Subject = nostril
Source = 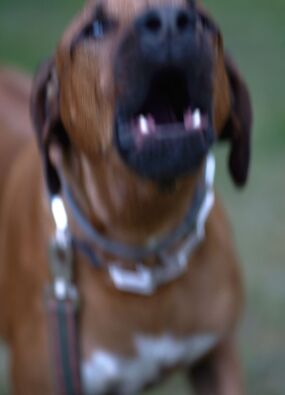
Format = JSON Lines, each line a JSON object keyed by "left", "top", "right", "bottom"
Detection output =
{"left": 176, "top": 11, "right": 190, "bottom": 32}
{"left": 144, "top": 12, "right": 162, "bottom": 34}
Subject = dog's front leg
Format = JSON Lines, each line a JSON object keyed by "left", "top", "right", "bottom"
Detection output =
{"left": 187, "top": 339, "right": 244, "bottom": 395}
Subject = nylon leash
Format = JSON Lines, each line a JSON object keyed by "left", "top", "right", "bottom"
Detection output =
{"left": 45, "top": 200, "right": 83, "bottom": 395}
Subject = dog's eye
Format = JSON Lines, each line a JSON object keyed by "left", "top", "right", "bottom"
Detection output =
{"left": 85, "top": 17, "right": 115, "bottom": 40}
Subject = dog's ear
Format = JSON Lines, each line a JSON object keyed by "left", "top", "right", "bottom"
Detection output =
{"left": 220, "top": 53, "right": 253, "bottom": 187}
{"left": 31, "top": 59, "right": 69, "bottom": 194}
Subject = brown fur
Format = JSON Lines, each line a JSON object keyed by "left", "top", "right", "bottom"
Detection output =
{"left": 0, "top": 69, "right": 32, "bottom": 207}
{"left": 0, "top": 1, "right": 252, "bottom": 394}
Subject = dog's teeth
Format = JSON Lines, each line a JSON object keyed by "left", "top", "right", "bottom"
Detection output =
{"left": 147, "top": 115, "right": 156, "bottom": 133}
{"left": 193, "top": 109, "right": 202, "bottom": 130}
{"left": 184, "top": 110, "right": 193, "bottom": 131}
{"left": 139, "top": 116, "right": 149, "bottom": 135}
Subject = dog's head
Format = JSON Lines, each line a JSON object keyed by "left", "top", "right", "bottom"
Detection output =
{"left": 31, "top": 0, "right": 252, "bottom": 194}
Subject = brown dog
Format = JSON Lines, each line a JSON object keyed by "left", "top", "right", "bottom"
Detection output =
{"left": 0, "top": 0, "right": 252, "bottom": 394}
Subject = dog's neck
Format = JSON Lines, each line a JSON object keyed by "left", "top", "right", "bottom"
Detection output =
{"left": 61, "top": 148, "right": 200, "bottom": 246}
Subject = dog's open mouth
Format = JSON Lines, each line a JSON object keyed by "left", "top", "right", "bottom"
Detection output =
{"left": 115, "top": 69, "right": 214, "bottom": 182}
{"left": 118, "top": 69, "right": 209, "bottom": 147}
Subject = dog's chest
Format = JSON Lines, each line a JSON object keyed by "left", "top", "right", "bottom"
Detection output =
{"left": 81, "top": 333, "right": 219, "bottom": 395}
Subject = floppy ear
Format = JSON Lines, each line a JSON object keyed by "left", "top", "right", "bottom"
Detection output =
{"left": 31, "top": 59, "right": 69, "bottom": 195}
{"left": 220, "top": 53, "right": 253, "bottom": 187}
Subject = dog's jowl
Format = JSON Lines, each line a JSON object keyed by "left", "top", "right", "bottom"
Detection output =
{"left": 0, "top": 0, "right": 252, "bottom": 394}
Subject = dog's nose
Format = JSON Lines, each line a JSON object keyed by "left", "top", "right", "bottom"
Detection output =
{"left": 136, "top": 6, "right": 197, "bottom": 63}
{"left": 141, "top": 7, "right": 195, "bottom": 37}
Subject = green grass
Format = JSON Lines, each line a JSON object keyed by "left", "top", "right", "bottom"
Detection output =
{"left": 0, "top": 0, "right": 285, "bottom": 394}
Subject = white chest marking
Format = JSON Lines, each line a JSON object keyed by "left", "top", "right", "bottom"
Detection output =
{"left": 82, "top": 333, "right": 219, "bottom": 395}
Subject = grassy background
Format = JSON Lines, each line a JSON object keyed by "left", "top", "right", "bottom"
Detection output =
{"left": 0, "top": 0, "right": 284, "bottom": 394}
